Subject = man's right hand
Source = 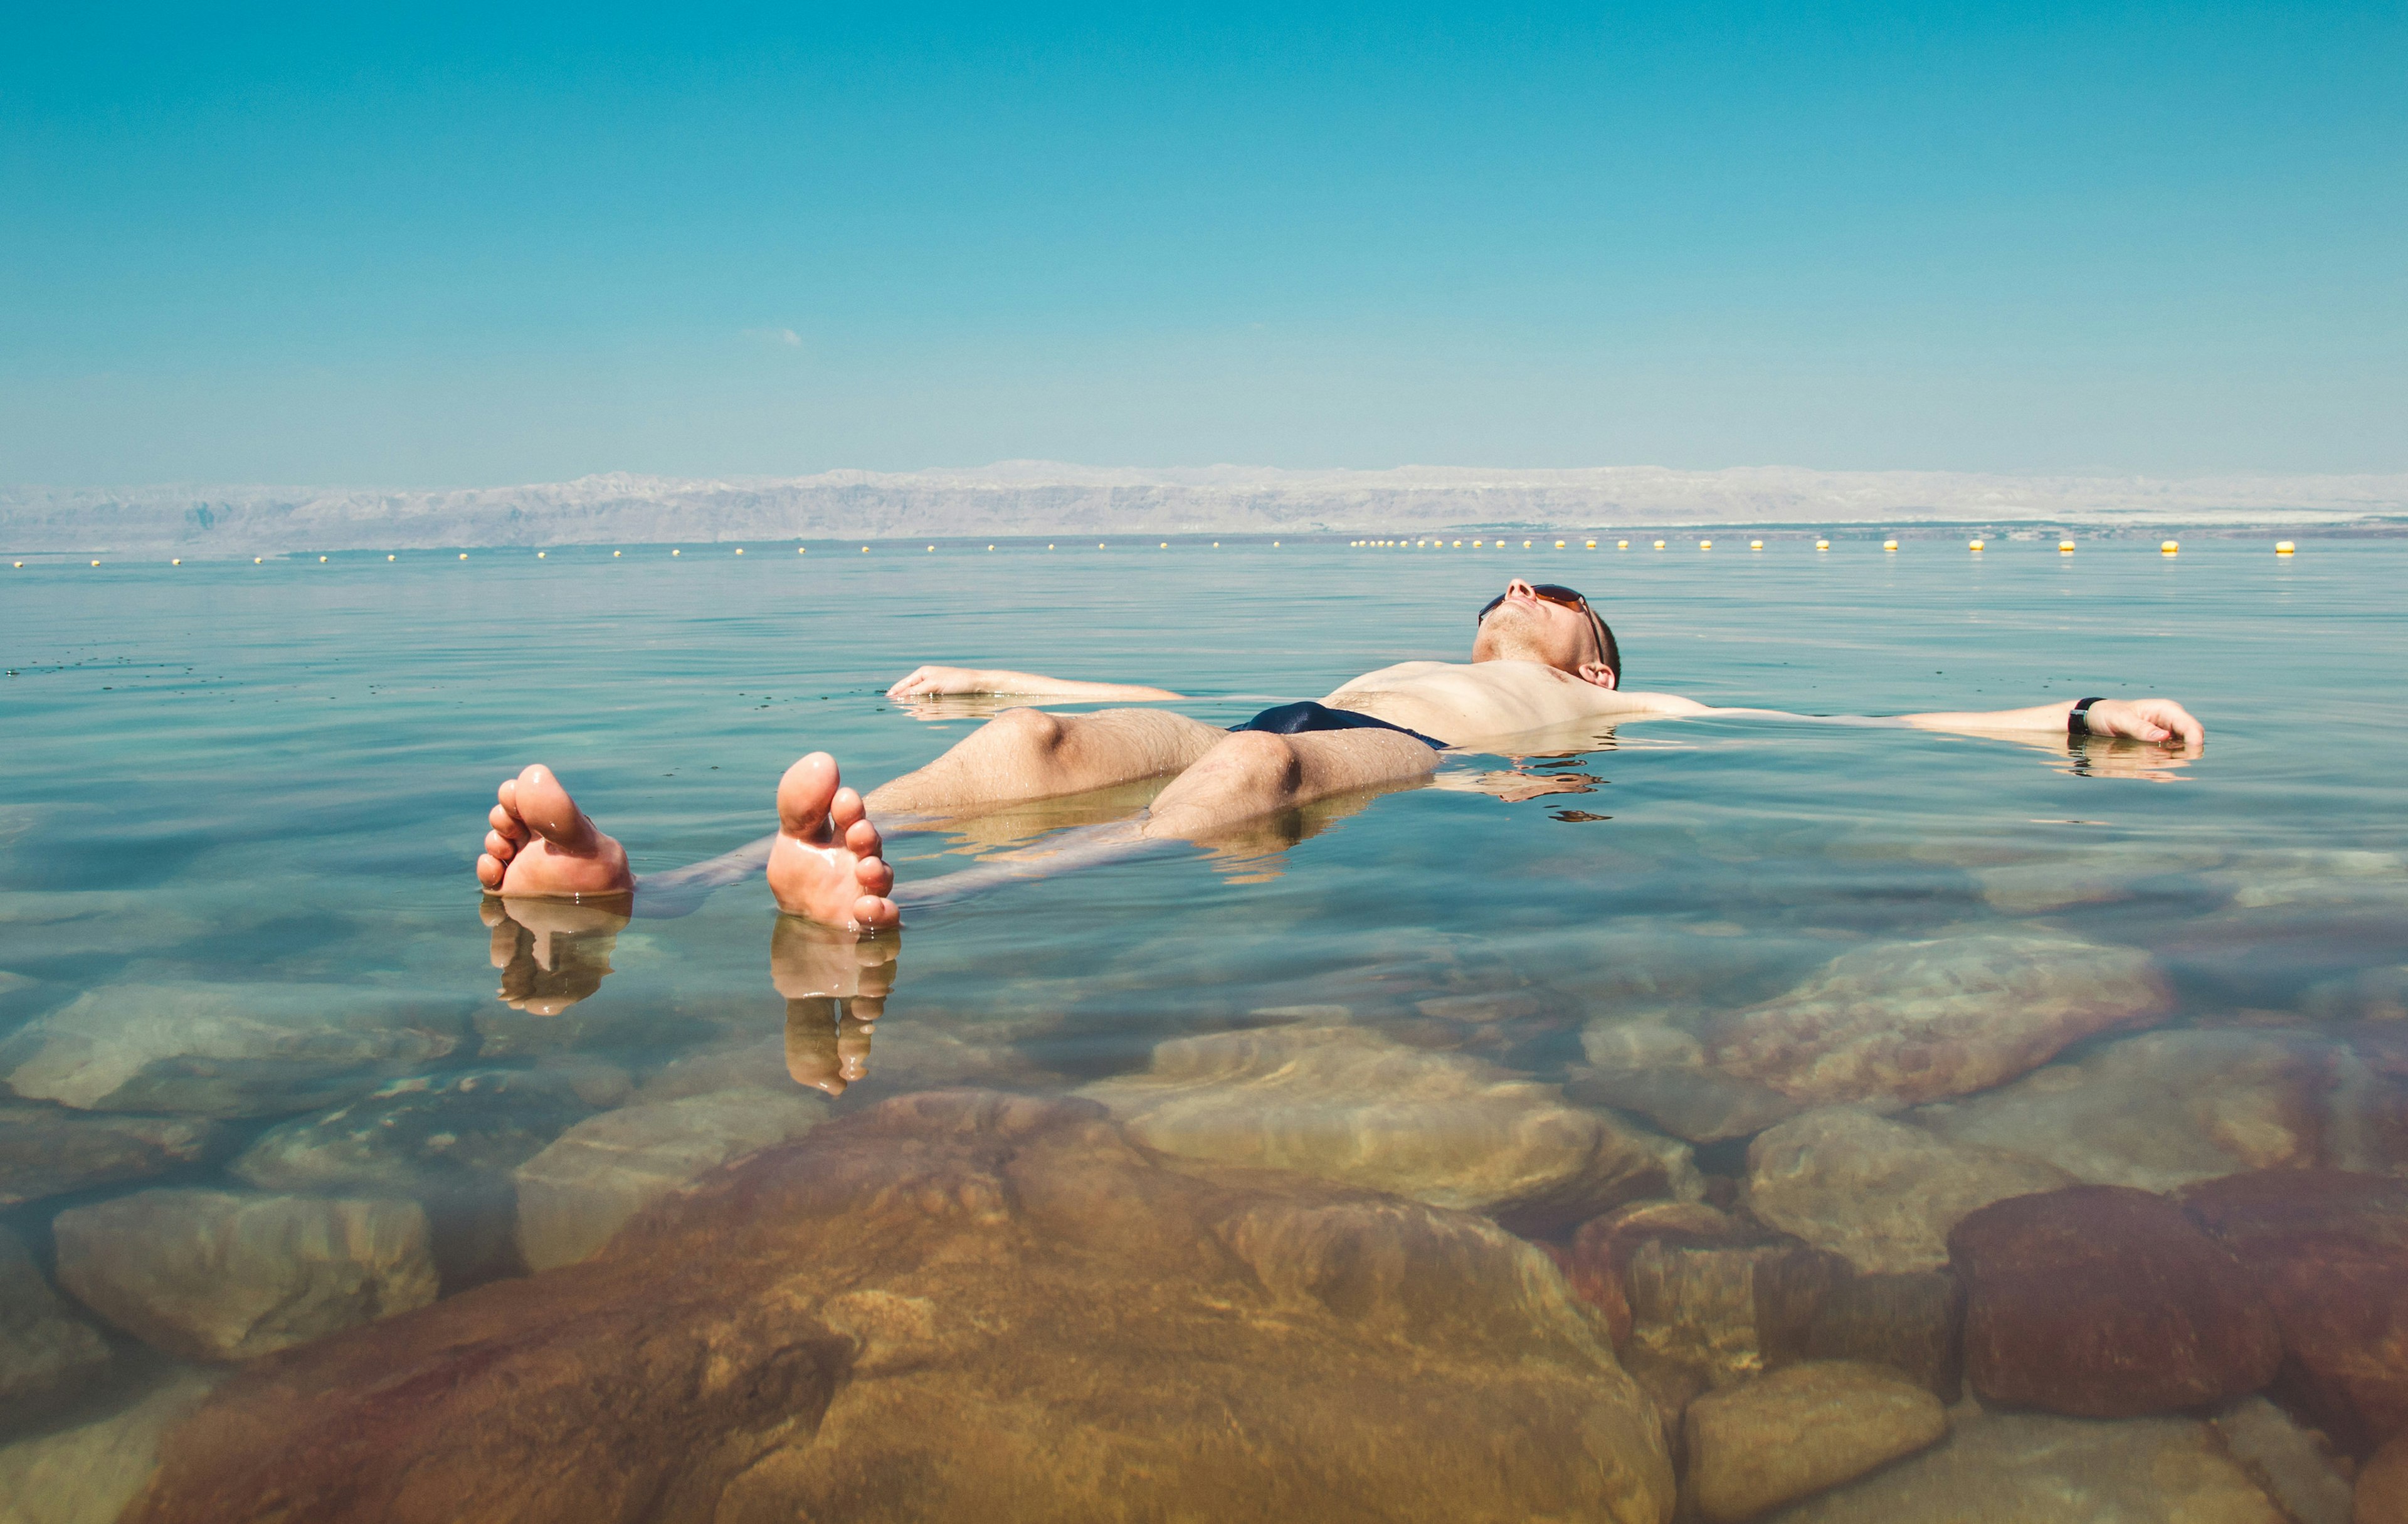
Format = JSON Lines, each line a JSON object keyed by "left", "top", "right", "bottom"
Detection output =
{"left": 887, "top": 665, "right": 994, "bottom": 699}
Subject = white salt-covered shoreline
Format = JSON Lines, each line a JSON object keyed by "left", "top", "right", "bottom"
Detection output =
{"left": 4, "top": 461, "right": 2404, "bottom": 554}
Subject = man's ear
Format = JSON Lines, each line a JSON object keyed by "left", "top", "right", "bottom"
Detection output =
{"left": 1578, "top": 662, "right": 1618, "bottom": 691}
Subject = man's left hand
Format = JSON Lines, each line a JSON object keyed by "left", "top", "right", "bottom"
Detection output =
{"left": 2082, "top": 697, "right": 2205, "bottom": 746}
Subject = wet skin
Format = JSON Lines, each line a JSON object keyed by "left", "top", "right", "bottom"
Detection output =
{"left": 473, "top": 576, "right": 2205, "bottom": 928}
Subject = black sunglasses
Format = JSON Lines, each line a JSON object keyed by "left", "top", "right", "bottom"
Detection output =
{"left": 1477, "top": 584, "right": 1592, "bottom": 623}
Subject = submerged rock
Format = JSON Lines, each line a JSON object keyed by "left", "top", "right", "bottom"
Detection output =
{"left": 0, "top": 1101, "right": 220, "bottom": 1206}
{"left": 1769, "top": 1267, "right": 1965, "bottom": 1402}
{"left": 1082, "top": 1023, "right": 1699, "bottom": 1228}
{"left": 1564, "top": 1200, "right": 1760, "bottom": 1344}
{"left": 510, "top": 1087, "right": 826, "bottom": 1271}
{"left": 1621, "top": 1237, "right": 1837, "bottom": 1390}
{"left": 1744, "top": 1107, "right": 2076, "bottom": 1274}
{"left": 232, "top": 1068, "right": 594, "bottom": 1288}
{"left": 51, "top": 1189, "right": 438, "bottom": 1363}
{"left": 0, "top": 982, "right": 465, "bottom": 1118}
{"left": 1570, "top": 1022, "right": 1804, "bottom": 1144}
{"left": 1948, "top": 1185, "right": 2279, "bottom": 1419}
{"left": 2360, "top": 1434, "right": 2408, "bottom": 1524}
{"left": 0, "top": 1227, "right": 112, "bottom": 1434}
{"left": 2181, "top": 1170, "right": 2408, "bottom": 1456}
{"left": 1916, "top": 1028, "right": 2396, "bottom": 1193}
{"left": 1702, "top": 933, "right": 2172, "bottom": 1108}
{"left": 0, "top": 1367, "right": 220, "bottom": 1524}
{"left": 2210, "top": 1396, "right": 2355, "bottom": 1524}
{"left": 1765, "top": 1403, "right": 2288, "bottom": 1523}
{"left": 124, "top": 1091, "right": 1677, "bottom": 1524}
{"left": 1684, "top": 1360, "right": 1948, "bottom": 1523}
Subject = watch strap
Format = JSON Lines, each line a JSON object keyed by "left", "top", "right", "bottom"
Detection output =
{"left": 2069, "top": 697, "right": 2104, "bottom": 736}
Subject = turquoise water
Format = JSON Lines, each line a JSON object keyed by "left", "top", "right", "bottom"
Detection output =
{"left": 4, "top": 534, "right": 2405, "bottom": 1517}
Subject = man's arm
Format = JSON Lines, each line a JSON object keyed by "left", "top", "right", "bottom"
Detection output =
{"left": 1898, "top": 696, "right": 2204, "bottom": 746}
{"left": 885, "top": 664, "right": 1187, "bottom": 702}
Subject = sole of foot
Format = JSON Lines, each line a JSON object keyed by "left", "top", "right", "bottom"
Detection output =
{"left": 475, "top": 764, "right": 635, "bottom": 899}
{"left": 768, "top": 753, "right": 901, "bottom": 930}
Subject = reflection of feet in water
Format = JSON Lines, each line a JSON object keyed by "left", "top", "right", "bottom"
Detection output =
{"left": 475, "top": 765, "right": 635, "bottom": 898}
{"left": 772, "top": 916, "right": 899, "bottom": 1095}
{"left": 481, "top": 894, "right": 630, "bottom": 1014}
{"left": 769, "top": 754, "right": 902, "bottom": 930}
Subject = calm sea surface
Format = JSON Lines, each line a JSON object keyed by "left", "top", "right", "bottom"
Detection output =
{"left": 4, "top": 534, "right": 2405, "bottom": 1520}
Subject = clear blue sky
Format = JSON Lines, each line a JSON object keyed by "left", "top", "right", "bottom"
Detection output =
{"left": 3, "top": 3, "right": 2400, "bottom": 484}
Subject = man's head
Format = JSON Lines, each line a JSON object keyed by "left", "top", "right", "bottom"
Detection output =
{"left": 1472, "top": 579, "right": 1622, "bottom": 689}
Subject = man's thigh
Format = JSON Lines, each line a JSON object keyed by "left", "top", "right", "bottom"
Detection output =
{"left": 1276, "top": 728, "right": 1444, "bottom": 797}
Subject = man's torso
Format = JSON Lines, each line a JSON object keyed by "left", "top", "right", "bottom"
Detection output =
{"left": 1321, "top": 660, "right": 1686, "bottom": 746}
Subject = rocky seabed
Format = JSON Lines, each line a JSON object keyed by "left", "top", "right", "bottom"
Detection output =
{"left": 0, "top": 934, "right": 2404, "bottom": 1522}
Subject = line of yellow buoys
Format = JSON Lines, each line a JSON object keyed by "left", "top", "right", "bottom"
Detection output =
{"left": 10, "top": 537, "right": 2317, "bottom": 569}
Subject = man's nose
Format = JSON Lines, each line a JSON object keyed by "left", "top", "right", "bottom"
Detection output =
{"left": 1506, "top": 578, "right": 1536, "bottom": 598}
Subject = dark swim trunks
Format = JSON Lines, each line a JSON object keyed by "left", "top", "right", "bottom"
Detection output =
{"left": 1230, "top": 700, "right": 1445, "bottom": 749}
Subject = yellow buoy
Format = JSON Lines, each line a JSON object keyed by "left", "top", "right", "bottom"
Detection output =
{"left": 388, "top": 554, "right": 396, "bottom": 561}
{"left": 1699, "top": 539, "right": 1713, "bottom": 550}
{"left": 172, "top": 558, "right": 182, "bottom": 565}
{"left": 2059, "top": 539, "right": 2076, "bottom": 553}
{"left": 458, "top": 553, "right": 468, "bottom": 560}
{"left": 1098, "top": 542, "right": 1106, "bottom": 548}
{"left": 537, "top": 551, "right": 546, "bottom": 558}
{"left": 735, "top": 548, "right": 745, "bottom": 556}
{"left": 1585, "top": 539, "right": 1597, "bottom": 548}
{"left": 319, "top": 555, "right": 328, "bottom": 563}
{"left": 1213, "top": 541, "right": 1220, "bottom": 547}
{"left": 1472, "top": 539, "right": 1483, "bottom": 547}
{"left": 926, "top": 545, "right": 934, "bottom": 553}
{"left": 671, "top": 549, "right": 680, "bottom": 556}
{"left": 989, "top": 544, "right": 995, "bottom": 551}
{"left": 862, "top": 546, "right": 870, "bottom": 553}
{"left": 1883, "top": 539, "right": 1899, "bottom": 552}
{"left": 1969, "top": 539, "right": 1985, "bottom": 551}
{"left": 1522, "top": 539, "right": 1532, "bottom": 548}
{"left": 2276, "top": 541, "right": 2296, "bottom": 554}
{"left": 90, "top": 559, "right": 100, "bottom": 567}
{"left": 1555, "top": 539, "right": 1566, "bottom": 548}
{"left": 1617, "top": 539, "right": 1629, "bottom": 549}
{"left": 1750, "top": 540, "right": 1764, "bottom": 550}
{"left": 254, "top": 557, "right": 263, "bottom": 564}
{"left": 1815, "top": 539, "right": 1830, "bottom": 551}
{"left": 2160, "top": 540, "right": 2178, "bottom": 554}
{"left": 1274, "top": 541, "right": 1281, "bottom": 546}
{"left": 1653, "top": 539, "right": 1666, "bottom": 549}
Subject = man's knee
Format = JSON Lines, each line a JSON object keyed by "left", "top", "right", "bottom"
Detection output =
{"left": 985, "top": 707, "right": 1067, "bottom": 750}
{"left": 1207, "top": 729, "right": 1304, "bottom": 788}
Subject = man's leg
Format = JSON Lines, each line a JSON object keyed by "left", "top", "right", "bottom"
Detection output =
{"left": 1140, "top": 728, "right": 1442, "bottom": 843}
{"left": 864, "top": 707, "right": 1227, "bottom": 818}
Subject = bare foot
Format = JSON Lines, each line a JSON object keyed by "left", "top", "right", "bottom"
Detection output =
{"left": 475, "top": 765, "right": 635, "bottom": 899}
{"left": 767, "top": 753, "right": 902, "bottom": 929}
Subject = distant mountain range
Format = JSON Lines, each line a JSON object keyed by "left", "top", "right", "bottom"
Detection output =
{"left": 5, "top": 463, "right": 2403, "bottom": 554}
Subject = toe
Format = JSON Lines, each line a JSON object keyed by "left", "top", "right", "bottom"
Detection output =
{"left": 477, "top": 852, "right": 506, "bottom": 889}
{"left": 484, "top": 829, "right": 517, "bottom": 862}
{"left": 854, "top": 854, "right": 895, "bottom": 897}
{"left": 852, "top": 893, "right": 900, "bottom": 929}
{"left": 843, "top": 817, "right": 881, "bottom": 857}
{"left": 489, "top": 803, "right": 527, "bottom": 843}
{"left": 776, "top": 753, "right": 842, "bottom": 836}
{"left": 514, "top": 765, "right": 587, "bottom": 845}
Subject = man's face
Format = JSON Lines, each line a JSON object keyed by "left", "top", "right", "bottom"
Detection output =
{"left": 1472, "top": 579, "right": 1608, "bottom": 681}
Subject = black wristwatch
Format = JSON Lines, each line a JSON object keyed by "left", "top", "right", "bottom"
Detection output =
{"left": 2068, "top": 697, "right": 2104, "bottom": 737}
